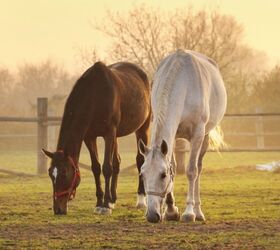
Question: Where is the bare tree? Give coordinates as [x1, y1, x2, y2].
[253, 65, 280, 112]
[75, 46, 101, 69]
[0, 67, 15, 114]
[95, 6, 262, 78]
[95, 5, 168, 77]
[169, 9, 245, 79]
[14, 61, 75, 115]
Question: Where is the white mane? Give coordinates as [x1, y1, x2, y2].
[152, 54, 184, 142]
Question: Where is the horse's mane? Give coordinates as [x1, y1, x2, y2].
[57, 61, 113, 150]
[152, 54, 184, 141]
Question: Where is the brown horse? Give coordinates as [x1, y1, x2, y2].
[43, 62, 151, 215]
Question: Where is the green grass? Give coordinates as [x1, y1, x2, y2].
[0, 151, 280, 249]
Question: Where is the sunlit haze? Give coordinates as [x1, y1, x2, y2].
[1, 0, 280, 72]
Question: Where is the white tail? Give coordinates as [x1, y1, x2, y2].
[209, 125, 227, 151]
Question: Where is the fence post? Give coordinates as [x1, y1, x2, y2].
[255, 108, 264, 150]
[37, 98, 48, 175]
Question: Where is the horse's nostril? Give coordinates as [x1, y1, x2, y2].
[155, 213, 160, 222]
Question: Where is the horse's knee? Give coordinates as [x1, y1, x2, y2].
[112, 154, 121, 175]
[186, 166, 198, 180]
[91, 163, 101, 176]
[102, 164, 113, 178]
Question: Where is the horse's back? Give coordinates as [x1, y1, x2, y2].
[153, 50, 226, 136]
[109, 62, 149, 88]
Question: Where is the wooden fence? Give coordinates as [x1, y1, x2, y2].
[0, 98, 279, 175]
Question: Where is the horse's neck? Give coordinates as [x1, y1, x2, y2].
[151, 75, 186, 159]
[151, 109, 181, 159]
[57, 120, 84, 165]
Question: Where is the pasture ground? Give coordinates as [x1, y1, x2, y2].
[0, 151, 280, 249]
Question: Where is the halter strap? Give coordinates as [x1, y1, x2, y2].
[53, 150, 80, 201]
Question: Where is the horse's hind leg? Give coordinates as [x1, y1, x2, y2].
[110, 140, 121, 209]
[163, 153, 180, 221]
[194, 134, 209, 221]
[84, 137, 104, 214]
[181, 123, 205, 222]
[135, 118, 150, 209]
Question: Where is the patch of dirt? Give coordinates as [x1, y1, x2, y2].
[1, 219, 280, 249]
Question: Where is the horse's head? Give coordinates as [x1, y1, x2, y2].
[138, 139, 174, 223]
[42, 149, 80, 215]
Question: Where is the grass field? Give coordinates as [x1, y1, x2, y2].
[0, 151, 280, 249]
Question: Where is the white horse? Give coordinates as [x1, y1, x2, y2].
[138, 50, 227, 223]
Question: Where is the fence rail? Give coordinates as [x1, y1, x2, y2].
[0, 117, 38, 122]
[0, 98, 280, 175]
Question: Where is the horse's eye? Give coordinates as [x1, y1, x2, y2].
[161, 172, 167, 179]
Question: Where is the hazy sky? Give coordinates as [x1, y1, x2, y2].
[1, 0, 280, 73]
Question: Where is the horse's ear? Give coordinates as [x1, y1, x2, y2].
[138, 139, 149, 156]
[42, 149, 54, 159]
[161, 140, 168, 156]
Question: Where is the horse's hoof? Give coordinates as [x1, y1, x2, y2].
[194, 207, 205, 221]
[163, 211, 180, 221]
[195, 214, 206, 221]
[109, 203, 115, 209]
[181, 213, 196, 222]
[94, 206, 102, 214]
[163, 206, 180, 221]
[100, 207, 112, 215]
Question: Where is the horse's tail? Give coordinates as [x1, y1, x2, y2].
[209, 125, 227, 151]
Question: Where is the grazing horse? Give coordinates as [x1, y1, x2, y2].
[43, 61, 151, 215]
[139, 50, 227, 223]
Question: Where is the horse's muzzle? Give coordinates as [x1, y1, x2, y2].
[54, 207, 67, 215]
[53, 199, 68, 215]
[146, 211, 161, 223]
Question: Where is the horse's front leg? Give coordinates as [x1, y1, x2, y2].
[163, 153, 180, 221]
[135, 119, 150, 209]
[84, 137, 104, 214]
[100, 130, 116, 215]
[163, 192, 180, 221]
[110, 140, 121, 209]
[181, 124, 205, 222]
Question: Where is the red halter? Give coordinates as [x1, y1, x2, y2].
[53, 151, 80, 201]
